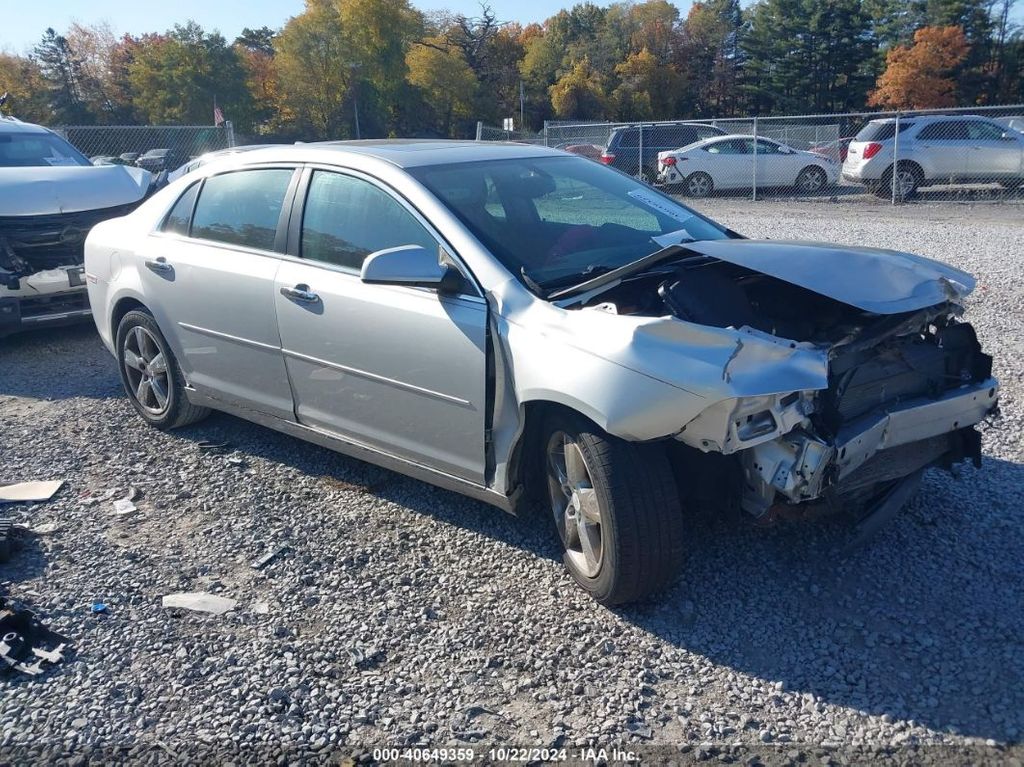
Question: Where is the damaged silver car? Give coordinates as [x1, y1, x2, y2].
[0, 115, 155, 337]
[84, 142, 999, 604]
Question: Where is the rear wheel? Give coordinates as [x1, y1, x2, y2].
[795, 165, 828, 194]
[116, 309, 210, 430]
[876, 162, 921, 200]
[685, 171, 714, 198]
[543, 411, 685, 605]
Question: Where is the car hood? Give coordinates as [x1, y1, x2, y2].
[682, 239, 974, 314]
[0, 165, 153, 216]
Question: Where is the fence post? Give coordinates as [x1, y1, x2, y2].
[638, 122, 644, 181]
[543, 121, 550, 147]
[891, 112, 900, 206]
[476, 121, 483, 141]
[752, 116, 758, 202]
[224, 120, 235, 148]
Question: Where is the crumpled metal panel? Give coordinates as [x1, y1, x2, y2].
[681, 239, 975, 314]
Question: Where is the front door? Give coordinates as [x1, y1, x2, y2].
[273, 169, 489, 483]
[142, 167, 298, 420]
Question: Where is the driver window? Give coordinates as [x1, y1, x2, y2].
[301, 171, 438, 270]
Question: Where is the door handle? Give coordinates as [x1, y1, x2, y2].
[145, 258, 172, 274]
[280, 284, 320, 304]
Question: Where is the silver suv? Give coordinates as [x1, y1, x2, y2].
[843, 115, 1024, 198]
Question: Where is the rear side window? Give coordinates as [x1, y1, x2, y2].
[190, 169, 293, 251]
[162, 183, 199, 236]
[918, 121, 969, 140]
[855, 121, 914, 141]
[300, 171, 437, 271]
[614, 129, 638, 148]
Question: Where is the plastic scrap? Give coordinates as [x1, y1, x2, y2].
[0, 480, 64, 505]
[91, 602, 108, 615]
[0, 517, 11, 563]
[162, 592, 238, 616]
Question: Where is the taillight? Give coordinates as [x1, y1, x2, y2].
[662, 156, 676, 167]
[600, 152, 615, 164]
[862, 142, 883, 159]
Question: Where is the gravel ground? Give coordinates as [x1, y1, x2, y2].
[1, 200, 1022, 765]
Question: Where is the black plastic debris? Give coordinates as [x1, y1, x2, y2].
[0, 598, 71, 676]
[0, 517, 12, 563]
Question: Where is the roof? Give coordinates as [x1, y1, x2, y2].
[277, 139, 563, 168]
[0, 117, 52, 134]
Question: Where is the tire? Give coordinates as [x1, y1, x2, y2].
[795, 165, 828, 194]
[876, 162, 921, 200]
[115, 309, 210, 430]
[684, 171, 714, 198]
[542, 410, 685, 605]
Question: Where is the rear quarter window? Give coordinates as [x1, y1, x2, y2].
[190, 169, 293, 251]
[161, 183, 200, 236]
[855, 122, 914, 142]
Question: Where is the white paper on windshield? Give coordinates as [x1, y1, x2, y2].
[627, 188, 693, 223]
[44, 157, 80, 166]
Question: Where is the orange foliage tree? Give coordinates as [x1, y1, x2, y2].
[868, 26, 970, 109]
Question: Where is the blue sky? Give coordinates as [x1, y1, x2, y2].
[4, 0, 1022, 52]
[3, 0, 697, 51]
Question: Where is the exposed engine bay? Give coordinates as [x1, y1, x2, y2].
[569, 254, 998, 520]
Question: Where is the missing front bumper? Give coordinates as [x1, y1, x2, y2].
[739, 377, 999, 516]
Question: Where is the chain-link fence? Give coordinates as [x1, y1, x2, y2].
[52, 123, 235, 173]
[479, 105, 1024, 204]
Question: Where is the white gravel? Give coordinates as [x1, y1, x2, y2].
[1, 199, 1022, 764]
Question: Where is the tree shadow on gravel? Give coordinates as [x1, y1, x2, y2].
[618, 456, 1024, 744]
[0, 324, 118, 401]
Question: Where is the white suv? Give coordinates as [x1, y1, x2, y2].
[0, 117, 155, 337]
[843, 114, 1024, 198]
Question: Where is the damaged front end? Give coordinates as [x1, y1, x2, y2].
[569, 240, 999, 524]
[0, 203, 138, 336]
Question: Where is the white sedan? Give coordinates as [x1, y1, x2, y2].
[657, 135, 839, 197]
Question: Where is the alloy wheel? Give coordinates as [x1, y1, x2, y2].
[546, 431, 604, 578]
[122, 325, 170, 415]
[799, 167, 827, 192]
[687, 173, 712, 197]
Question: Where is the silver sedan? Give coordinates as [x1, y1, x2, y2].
[85, 141, 999, 604]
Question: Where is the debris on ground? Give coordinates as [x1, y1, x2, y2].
[197, 440, 230, 452]
[0, 517, 11, 563]
[0, 480, 64, 505]
[251, 546, 287, 570]
[111, 498, 138, 517]
[162, 592, 238, 616]
[91, 602, 108, 615]
[0, 598, 71, 676]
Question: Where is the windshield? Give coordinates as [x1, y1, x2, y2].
[0, 131, 91, 167]
[410, 155, 729, 286]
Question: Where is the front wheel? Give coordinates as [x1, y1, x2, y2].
[116, 309, 210, 430]
[795, 165, 828, 194]
[543, 412, 685, 605]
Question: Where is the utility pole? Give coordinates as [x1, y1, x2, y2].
[519, 80, 525, 130]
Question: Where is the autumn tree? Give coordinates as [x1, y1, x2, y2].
[406, 37, 477, 135]
[675, 0, 743, 116]
[549, 57, 608, 119]
[128, 23, 253, 128]
[869, 25, 970, 108]
[34, 27, 93, 123]
[0, 54, 52, 122]
[235, 27, 278, 131]
[612, 48, 683, 119]
[274, 0, 352, 138]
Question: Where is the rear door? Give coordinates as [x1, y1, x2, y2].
[143, 167, 298, 419]
[273, 167, 489, 483]
[915, 120, 968, 179]
[964, 119, 1024, 179]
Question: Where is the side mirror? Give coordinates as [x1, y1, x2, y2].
[360, 245, 463, 293]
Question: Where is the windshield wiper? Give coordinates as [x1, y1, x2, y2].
[545, 242, 694, 301]
[524, 264, 617, 294]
